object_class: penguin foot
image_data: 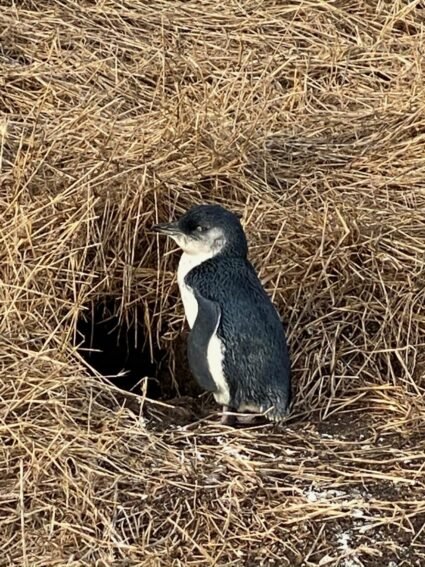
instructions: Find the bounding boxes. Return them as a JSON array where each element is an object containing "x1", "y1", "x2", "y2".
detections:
[
  {"x1": 220, "y1": 407, "x2": 266, "y2": 427},
  {"x1": 235, "y1": 413, "x2": 266, "y2": 426},
  {"x1": 221, "y1": 405, "x2": 237, "y2": 426}
]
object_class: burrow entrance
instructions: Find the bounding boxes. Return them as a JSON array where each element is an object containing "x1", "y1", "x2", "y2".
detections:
[
  {"x1": 75, "y1": 298, "x2": 215, "y2": 431},
  {"x1": 75, "y1": 300, "x2": 166, "y2": 399}
]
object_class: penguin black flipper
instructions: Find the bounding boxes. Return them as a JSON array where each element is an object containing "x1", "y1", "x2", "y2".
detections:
[{"x1": 187, "y1": 290, "x2": 221, "y2": 393}]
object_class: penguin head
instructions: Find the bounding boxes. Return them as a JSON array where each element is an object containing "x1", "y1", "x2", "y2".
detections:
[{"x1": 153, "y1": 204, "x2": 248, "y2": 258}]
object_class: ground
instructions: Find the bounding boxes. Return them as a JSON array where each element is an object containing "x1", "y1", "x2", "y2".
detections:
[{"x1": 1, "y1": 1, "x2": 425, "y2": 565}]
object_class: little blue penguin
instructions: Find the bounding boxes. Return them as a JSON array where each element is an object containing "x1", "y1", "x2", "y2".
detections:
[{"x1": 153, "y1": 204, "x2": 291, "y2": 425}]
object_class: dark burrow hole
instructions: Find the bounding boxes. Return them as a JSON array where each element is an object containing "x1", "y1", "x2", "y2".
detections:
[
  {"x1": 75, "y1": 300, "x2": 167, "y2": 400},
  {"x1": 75, "y1": 300, "x2": 219, "y2": 426}
]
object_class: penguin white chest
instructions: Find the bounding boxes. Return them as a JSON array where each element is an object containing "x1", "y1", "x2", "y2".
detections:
[
  {"x1": 177, "y1": 253, "x2": 200, "y2": 329},
  {"x1": 177, "y1": 252, "x2": 230, "y2": 405}
]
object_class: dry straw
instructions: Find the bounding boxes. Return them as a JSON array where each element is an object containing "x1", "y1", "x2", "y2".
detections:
[{"x1": 1, "y1": 1, "x2": 425, "y2": 565}]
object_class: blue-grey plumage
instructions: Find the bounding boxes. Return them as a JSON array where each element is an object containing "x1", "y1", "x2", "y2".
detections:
[{"x1": 153, "y1": 204, "x2": 291, "y2": 424}]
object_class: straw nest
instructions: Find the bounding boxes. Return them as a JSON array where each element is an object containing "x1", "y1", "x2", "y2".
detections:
[{"x1": 1, "y1": 1, "x2": 425, "y2": 565}]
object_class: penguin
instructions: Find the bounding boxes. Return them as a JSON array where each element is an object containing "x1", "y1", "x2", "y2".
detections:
[{"x1": 153, "y1": 204, "x2": 291, "y2": 425}]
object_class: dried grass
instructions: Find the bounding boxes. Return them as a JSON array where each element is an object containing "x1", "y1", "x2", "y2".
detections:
[{"x1": 1, "y1": 1, "x2": 425, "y2": 565}]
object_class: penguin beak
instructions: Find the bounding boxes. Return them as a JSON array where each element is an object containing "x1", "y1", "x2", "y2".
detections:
[{"x1": 152, "y1": 222, "x2": 182, "y2": 236}]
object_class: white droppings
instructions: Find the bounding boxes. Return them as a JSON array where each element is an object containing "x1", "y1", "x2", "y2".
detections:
[
  {"x1": 305, "y1": 487, "x2": 349, "y2": 502},
  {"x1": 342, "y1": 559, "x2": 363, "y2": 567},
  {"x1": 337, "y1": 531, "x2": 351, "y2": 552},
  {"x1": 222, "y1": 445, "x2": 250, "y2": 460}
]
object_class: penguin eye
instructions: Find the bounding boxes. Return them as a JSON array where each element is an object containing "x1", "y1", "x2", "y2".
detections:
[{"x1": 196, "y1": 225, "x2": 208, "y2": 233}]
